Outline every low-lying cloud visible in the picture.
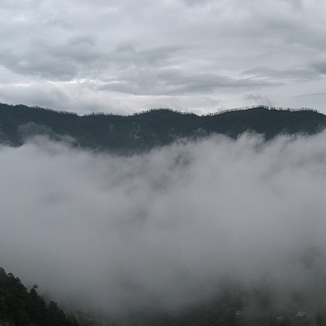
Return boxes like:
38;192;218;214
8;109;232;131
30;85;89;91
0;131;326;316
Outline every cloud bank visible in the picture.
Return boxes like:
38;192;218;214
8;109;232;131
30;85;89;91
0;132;326;316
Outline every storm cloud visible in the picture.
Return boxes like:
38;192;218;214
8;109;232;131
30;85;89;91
0;132;326;315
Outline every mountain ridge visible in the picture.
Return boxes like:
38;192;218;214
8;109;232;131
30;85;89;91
0;103;325;153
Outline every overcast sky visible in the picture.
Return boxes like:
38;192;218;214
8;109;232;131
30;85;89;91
0;0;326;115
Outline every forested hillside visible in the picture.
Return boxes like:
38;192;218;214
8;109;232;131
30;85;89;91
1;104;326;326
0;267;81;326
0;266;324;326
0;103;325;153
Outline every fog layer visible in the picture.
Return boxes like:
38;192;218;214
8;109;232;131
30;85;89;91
0;132;326;314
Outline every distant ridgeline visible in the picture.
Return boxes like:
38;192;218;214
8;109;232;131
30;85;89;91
0;103;325;153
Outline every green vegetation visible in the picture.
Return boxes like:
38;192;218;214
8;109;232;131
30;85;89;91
0;103;325;153
0;267;81;326
1;265;324;326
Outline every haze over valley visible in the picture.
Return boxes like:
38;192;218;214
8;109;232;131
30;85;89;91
0;106;326;325
1;0;326;324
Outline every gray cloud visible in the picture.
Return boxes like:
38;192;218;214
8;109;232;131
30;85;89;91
0;34;100;81
0;0;326;113
183;0;214;7
0;83;71;110
99;69;277;96
241;66;320;83
244;93;274;107
311;55;326;75
0;132;326;316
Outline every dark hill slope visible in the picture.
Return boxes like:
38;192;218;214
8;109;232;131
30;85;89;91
0;103;325;153
199;107;326;139
0;267;81;326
